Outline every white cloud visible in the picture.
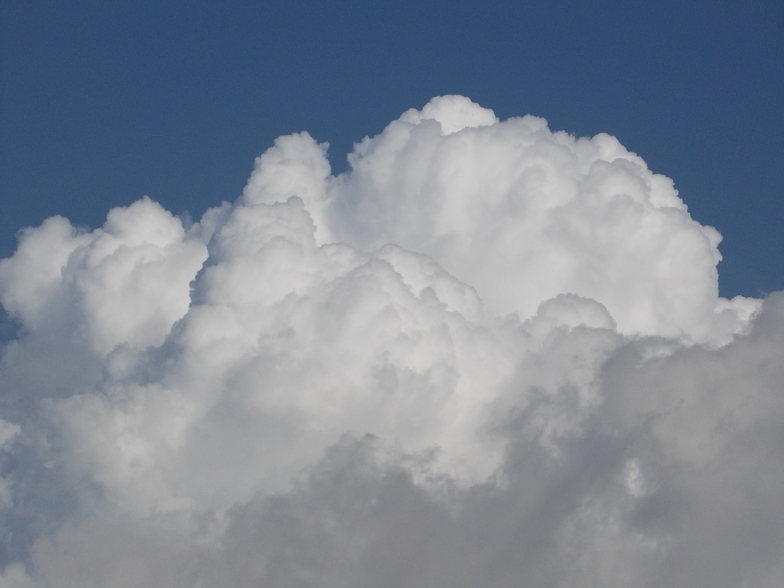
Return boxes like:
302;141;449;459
0;96;781;587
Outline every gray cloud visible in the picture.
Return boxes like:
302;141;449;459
0;97;780;587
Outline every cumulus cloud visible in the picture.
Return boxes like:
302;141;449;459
0;96;780;587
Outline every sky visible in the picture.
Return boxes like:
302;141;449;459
1;0;782;298
1;2;784;587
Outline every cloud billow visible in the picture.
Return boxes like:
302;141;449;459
0;96;781;587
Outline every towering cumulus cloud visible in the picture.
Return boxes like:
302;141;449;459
0;96;780;587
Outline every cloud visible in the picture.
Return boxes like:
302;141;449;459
0;96;780;587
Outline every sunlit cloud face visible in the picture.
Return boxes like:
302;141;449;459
0;96;781;588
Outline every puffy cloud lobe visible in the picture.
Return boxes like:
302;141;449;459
0;96;781;587
0;197;207;353
251;95;755;341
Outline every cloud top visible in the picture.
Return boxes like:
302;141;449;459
246;96;757;341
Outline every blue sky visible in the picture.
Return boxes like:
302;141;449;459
1;0;782;298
